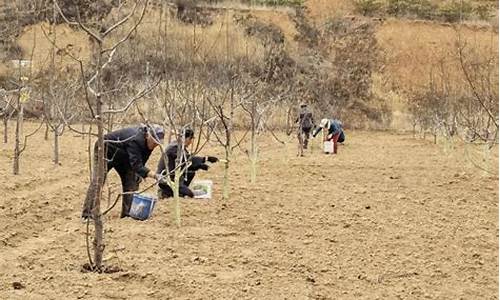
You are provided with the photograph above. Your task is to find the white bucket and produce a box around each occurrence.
[192,180,213,199]
[323,141,334,153]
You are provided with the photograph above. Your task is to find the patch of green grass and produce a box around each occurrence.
[353,0,496,23]
[237,0,305,7]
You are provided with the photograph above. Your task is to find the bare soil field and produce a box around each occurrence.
[0,122,498,299]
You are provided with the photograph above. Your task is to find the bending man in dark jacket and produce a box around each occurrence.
[157,129,218,198]
[82,124,164,219]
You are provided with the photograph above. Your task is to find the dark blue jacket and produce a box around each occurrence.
[104,126,153,178]
[327,119,343,136]
[156,142,206,183]
[313,119,343,137]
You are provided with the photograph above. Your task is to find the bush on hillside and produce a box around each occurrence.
[386,0,437,20]
[241,0,304,6]
[439,0,474,23]
[354,0,384,17]
[353,0,494,23]
[474,3,494,21]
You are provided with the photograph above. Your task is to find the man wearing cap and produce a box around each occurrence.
[295,103,315,150]
[157,128,218,198]
[313,118,345,154]
[81,124,165,219]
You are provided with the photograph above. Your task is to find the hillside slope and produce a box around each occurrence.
[2,0,498,129]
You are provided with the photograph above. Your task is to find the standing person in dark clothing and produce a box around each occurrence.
[81,124,164,220]
[295,104,315,149]
[157,129,218,199]
[313,118,345,154]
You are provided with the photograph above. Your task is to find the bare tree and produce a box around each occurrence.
[406,27,498,174]
[0,91,17,144]
[456,33,498,144]
[147,79,213,226]
[11,76,45,175]
[54,0,149,271]
[241,83,286,182]
[41,72,82,165]
[11,30,42,175]
[206,74,254,200]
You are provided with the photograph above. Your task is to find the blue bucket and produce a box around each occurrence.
[129,194,156,221]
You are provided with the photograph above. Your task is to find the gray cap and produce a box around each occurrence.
[147,124,164,140]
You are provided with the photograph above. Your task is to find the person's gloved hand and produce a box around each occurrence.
[206,156,219,163]
[199,163,209,171]
[312,127,319,138]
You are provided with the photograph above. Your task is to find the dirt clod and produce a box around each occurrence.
[12,282,25,289]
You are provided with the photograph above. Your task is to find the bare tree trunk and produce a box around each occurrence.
[222,146,231,200]
[223,79,235,200]
[3,117,8,144]
[53,126,59,165]
[173,169,181,227]
[44,122,49,140]
[250,128,257,183]
[13,100,23,175]
[108,103,114,131]
[88,124,92,182]
[92,45,105,271]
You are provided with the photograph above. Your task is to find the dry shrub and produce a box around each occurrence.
[173,0,217,26]
[406,33,498,140]
[107,8,266,81]
[289,13,386,127]
[304,0,355,22]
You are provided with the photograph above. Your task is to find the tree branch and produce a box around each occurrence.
[102,79,160,114]
[53,0,103,44]
[102,1,139,37]
[102,0,148,54]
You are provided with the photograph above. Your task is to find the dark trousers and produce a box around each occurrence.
[82,143,139,218]
[338,131,345,143]
[299,127,312,149]
[158,170,196,199]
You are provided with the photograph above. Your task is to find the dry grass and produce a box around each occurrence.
[5,2,498,131]
[6,7,267,76]
[118,8,267,66]
[305,0,355,22]
[199,0,296,12]
[15,22,92,75]
[377,19,498,90]
[305,0,499,22]
[252,8,298,40]
[11,3,497,92]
